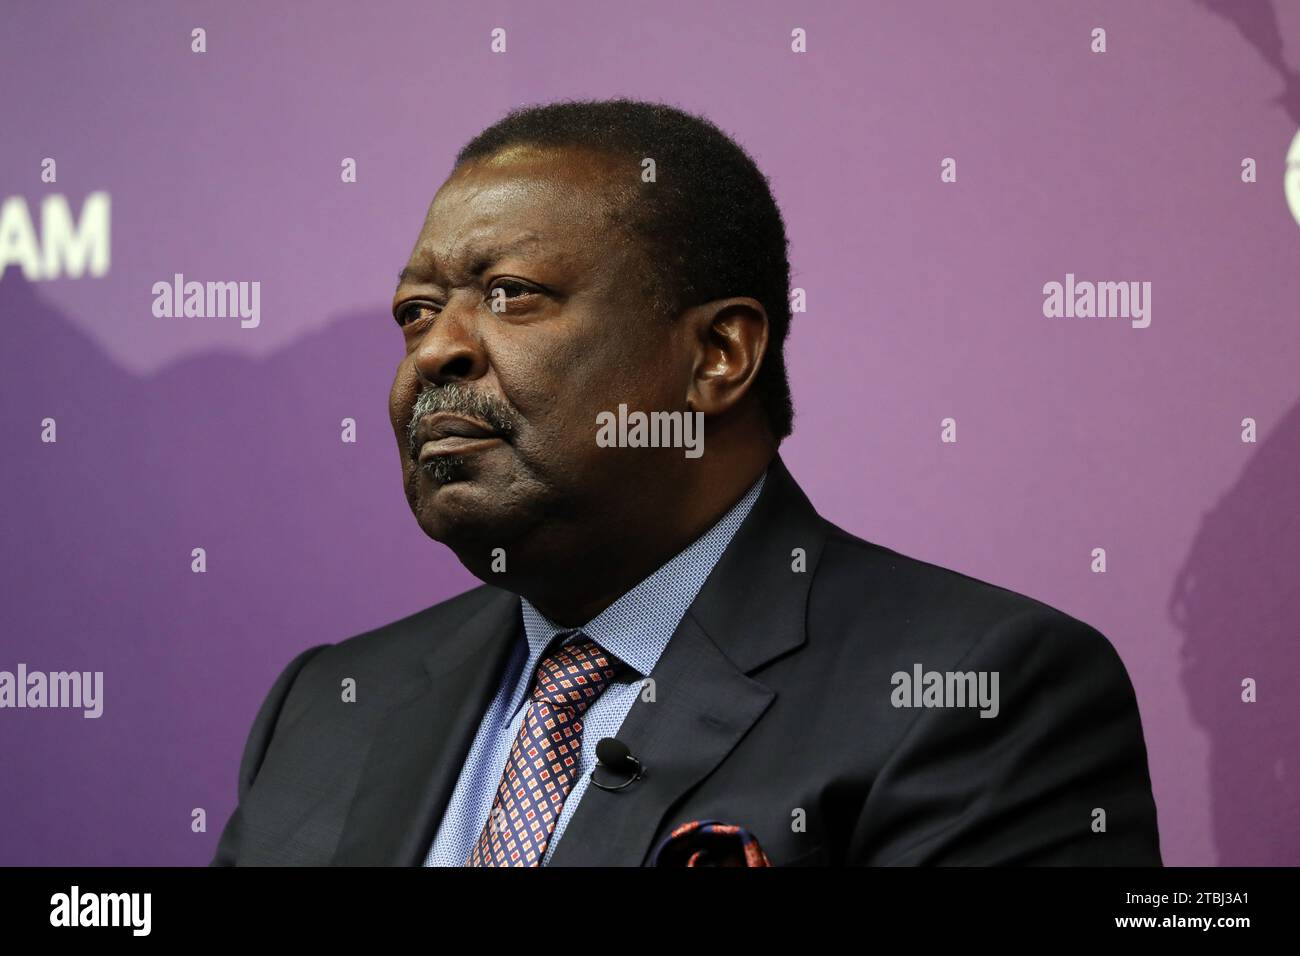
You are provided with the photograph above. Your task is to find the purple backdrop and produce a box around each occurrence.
[2,0,1298,866]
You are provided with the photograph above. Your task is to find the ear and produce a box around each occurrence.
[682,297,769,417]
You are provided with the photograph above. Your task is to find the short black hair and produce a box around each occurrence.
[454,97,795,441]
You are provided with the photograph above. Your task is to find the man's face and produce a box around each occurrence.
[389,144,689,569]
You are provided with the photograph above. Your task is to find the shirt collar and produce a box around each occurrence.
[518,471,767,678]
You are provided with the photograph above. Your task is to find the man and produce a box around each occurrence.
[211,98,1161,867]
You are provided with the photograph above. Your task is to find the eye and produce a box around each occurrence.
[486,278,539,307]
[395,301,439,327]
[492,279,531,295]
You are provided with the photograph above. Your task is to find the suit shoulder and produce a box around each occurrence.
[812,521,1121,668]
[817,520,1073,621]
[302,583,515,678]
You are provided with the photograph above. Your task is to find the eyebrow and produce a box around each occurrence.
[396,235,544,289]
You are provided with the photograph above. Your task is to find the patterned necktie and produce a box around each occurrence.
[466,632,629,867]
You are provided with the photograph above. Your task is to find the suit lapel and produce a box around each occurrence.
[331,588,522,865]
[544,613,774,866]
[547,454,830,866]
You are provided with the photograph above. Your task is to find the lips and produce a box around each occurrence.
[413,413,503,460]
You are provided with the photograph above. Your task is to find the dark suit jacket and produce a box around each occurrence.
[211,455,1162,866]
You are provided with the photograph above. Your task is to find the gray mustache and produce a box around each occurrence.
[405,384,518,458]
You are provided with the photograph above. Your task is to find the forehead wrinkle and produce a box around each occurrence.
[399,231,547,290]
[398,159,632,293]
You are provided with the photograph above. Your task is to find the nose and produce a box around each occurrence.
[411,293,489,387]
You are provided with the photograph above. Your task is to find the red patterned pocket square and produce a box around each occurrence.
[650,819,772,867]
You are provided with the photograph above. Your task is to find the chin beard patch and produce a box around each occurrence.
[421,454,468,485]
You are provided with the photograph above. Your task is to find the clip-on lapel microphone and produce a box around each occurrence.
[590,737,644,791]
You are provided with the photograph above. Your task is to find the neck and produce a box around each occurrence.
[519,446,775,627]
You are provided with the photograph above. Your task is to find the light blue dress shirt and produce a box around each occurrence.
[424,472,766,866]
